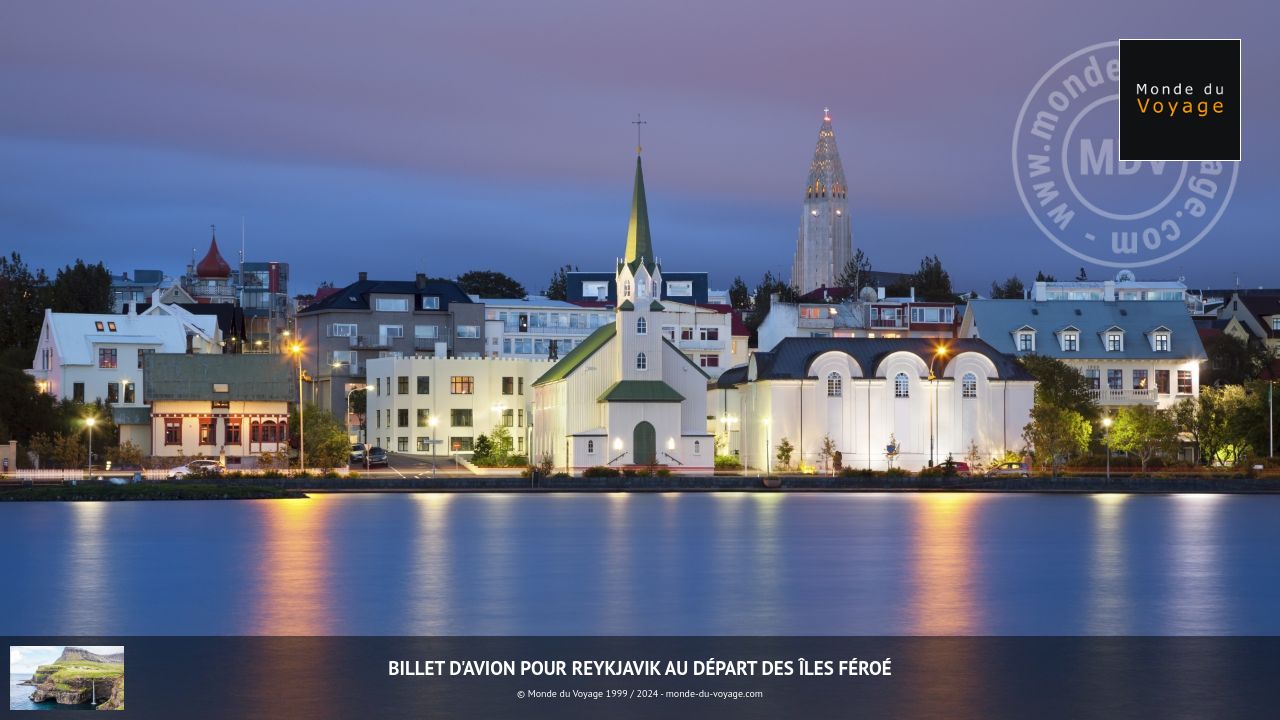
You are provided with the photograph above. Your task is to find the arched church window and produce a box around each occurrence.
[636,317,647,335]
[962,372,978,398]
[587,440,595,454]
[894,373,910,398]
[827,372,842,397]
[623,281,632,298]
[693,440,701,455]
[636,352,647,371]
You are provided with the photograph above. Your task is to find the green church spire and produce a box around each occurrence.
[623,155,656,272]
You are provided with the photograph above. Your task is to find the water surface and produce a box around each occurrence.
[2,492,1277,635]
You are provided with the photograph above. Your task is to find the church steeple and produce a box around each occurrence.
[623,156,655,273]
[792,108,853,294]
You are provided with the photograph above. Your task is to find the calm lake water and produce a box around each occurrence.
[2,492,1279,636]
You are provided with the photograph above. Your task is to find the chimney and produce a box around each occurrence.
[415,273,427,290]
[877,287,886,300]
[358,271,368,282]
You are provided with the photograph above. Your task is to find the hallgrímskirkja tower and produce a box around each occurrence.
[791,108,853,294]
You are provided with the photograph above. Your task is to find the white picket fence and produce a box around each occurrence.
[2,469,173,483]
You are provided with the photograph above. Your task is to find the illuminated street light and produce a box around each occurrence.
[290,343,305,473]
[927,344,950,467]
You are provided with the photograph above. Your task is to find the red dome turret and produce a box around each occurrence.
[196,227,231,278]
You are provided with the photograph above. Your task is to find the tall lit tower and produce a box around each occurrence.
[791,108,853,294]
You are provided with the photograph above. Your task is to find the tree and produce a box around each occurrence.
[1035,270,1057,282]
[1204,334,1276,385]
[29,431,87,469]
[989,275,1025,299]
[904,255,954,301]
[289,404,351,470]
[489,425,513,465]
[472,434,493,465]
[775,437,794,470]
[1174,385,1252,466]
[544,264,577,301]
[836,249,873,290]
[48,259,112,314]
[1017,354,1098,420]
[818,435,838,475]
[455,270,527,299]
[748,271,798,329]
[0,366,59,444]
[0,252,49,364]
[1110,405,1177,471]
[1023,404,1091,476]
[728,276,751,310]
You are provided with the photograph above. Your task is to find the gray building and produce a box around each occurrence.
[296,272,485,419]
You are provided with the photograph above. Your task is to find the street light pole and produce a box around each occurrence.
[1102,416,1113,480]
[291,343,305,473]
[927,345,949,467]
[85,416,96,475]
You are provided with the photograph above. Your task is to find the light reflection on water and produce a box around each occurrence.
[3,492,1278,636]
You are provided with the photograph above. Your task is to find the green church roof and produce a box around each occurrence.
[597,380,685,403]
[623,156,657,274]
[650,300,664,311]
[533,323,616,386]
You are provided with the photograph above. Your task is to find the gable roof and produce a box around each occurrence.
[533,323,616,386]
[965,300,1205,359]
[751,337,1033,381]
[297,277,474,313]
[41,311,188,366]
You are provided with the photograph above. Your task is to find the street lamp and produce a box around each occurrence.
[428,415,439,479]
[84,416,96,474]
[927,344,949,467]
[1102,416,1113,480]
[290,342,305,473]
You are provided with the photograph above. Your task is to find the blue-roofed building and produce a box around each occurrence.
[960,298,1206,409]
[720,337,1035,472]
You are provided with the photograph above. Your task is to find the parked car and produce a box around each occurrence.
[349,444,367,465]
[366,447,388,468]
[951,461,972,477]
[987,461,1030,478]
[168,459,223,479]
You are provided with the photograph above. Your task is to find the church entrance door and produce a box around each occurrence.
[633,421,656,465]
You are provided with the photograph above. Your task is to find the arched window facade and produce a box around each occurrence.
[587,440,595,454]
[636,317,647,335]
[636,352,647,371]
[962,372,978,398]
[826,372,842,397]
[693,440,701,455]
[894,372,910,398]
[262,420,277,443]
[623,281,632,298]
[250,421,261,443]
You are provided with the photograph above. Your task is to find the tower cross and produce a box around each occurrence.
[632,113,647,154]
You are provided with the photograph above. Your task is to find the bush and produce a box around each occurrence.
[583,466,621,478]
[655,468,672,477]
[714,455,743,470]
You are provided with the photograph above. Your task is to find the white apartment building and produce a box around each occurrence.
[482,296,614,360]
[363,355,554,457]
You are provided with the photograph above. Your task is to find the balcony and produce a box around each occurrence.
[1090,387,1157,405]
[869,317,908,330]
[350,335,392,349]
[414,337,445,352]
[676,338,722,351]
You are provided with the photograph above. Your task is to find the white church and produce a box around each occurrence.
[531,154,714,473]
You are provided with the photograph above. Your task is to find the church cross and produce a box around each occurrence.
[633,113,647,154]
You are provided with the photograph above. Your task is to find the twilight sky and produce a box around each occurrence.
[2,1,1276,296]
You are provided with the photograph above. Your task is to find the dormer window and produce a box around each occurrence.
[1014,327,1036,352]
[421,296,440,310]
[1057,326,1079,352]
[95,321,104,331]
[1106,330,1124,352]
[1153,332,1170,352]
